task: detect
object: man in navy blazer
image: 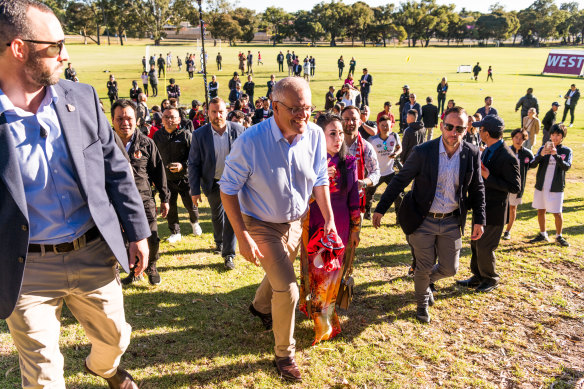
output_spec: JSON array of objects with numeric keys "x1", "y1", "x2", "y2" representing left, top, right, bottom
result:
[
  {"x1": 189, "y1": 97, "x2": 244, "y2": 269},
  {"x1": 373, "y1": 106, "x2": 485, "y2": 323},
  {"x1": 0, "y1": 1, "x2": 150, "y2": 387}
]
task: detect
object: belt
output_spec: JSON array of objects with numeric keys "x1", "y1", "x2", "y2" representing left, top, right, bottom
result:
[
  {"x1": 427, "y1": 210, "x2": 459, "y2": 219},
  {"x1": 28, "y1": 226, "x2": 101, "y2": 254}
]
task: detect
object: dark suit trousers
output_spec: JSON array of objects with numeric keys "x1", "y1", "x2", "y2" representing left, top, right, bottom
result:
[
  {"x1": 167, "y1": 179, "x2": 199, "y2": 234},
  {"x1": 470, "y1": 224, "x2": 503, "y2": 283},
  {"x1": 562, "y1": 103, "x2": 576, "y2": 124},
  {"x1": 361, "y1": 91, "x2": 369, "y2": 108},
  {"x1": 207, "y1": 181, "x2": 236, "y2": 257},
  {"x1": 144, "y1": 198, "x2": 160, "y2": 265}
]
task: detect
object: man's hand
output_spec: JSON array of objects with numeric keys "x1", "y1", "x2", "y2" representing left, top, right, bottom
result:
[
  {"x1": 470, "y1": 224, "x2": 484, "y2": 240},
  {"x1": 159, "y1": 202, "x2": 169, "y2": 218},
  {"x1": 129, "y1": 239, "x2": 149, "y2": 276},
  {"x1": 372, "y1": 212, "x2": 383, "y2": 228},
  {"x1": 169, "y1": 162, "x2": 183, "y2": 173},
  {"x1": 191, "y1": 194, "x2": 202, "y2": 206},
  {"x1": 238, "y1": 231, "x2": 264, "y2": 266},
  {"x1": 349, "y1": 229, "x2": 360, "y2": 248},
  {"x1": 480, "y1": 164, "x2": 490, "y2": 179},
  {"x1": 323, "y1": 218, "x2": 337, "y2": 236}
]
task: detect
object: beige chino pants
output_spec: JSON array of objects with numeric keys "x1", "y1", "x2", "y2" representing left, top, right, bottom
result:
[
  {"x1": 6, "y1": 238, "x2": 131, "y2": 389},
  {"x1": 244, "y1": 214, "x2": 302, "y2": 358}
]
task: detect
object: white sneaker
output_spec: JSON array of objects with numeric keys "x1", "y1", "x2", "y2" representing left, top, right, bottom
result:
[
  {"x1": 191, "y1": 222, "x2": 202, "y2": 236},
  {"x1": 569, "y1": 123, "x2": 574, "y2": 127},
  {"x1": 167, "y1": 233, "x2": 182, "y2": 243}
]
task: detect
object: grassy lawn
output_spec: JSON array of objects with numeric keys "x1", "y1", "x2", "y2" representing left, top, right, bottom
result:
[{"x1": 1, "y1": 42, "x2": 583, "y2": 388}]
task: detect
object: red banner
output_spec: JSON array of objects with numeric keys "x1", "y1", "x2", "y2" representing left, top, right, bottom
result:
[{"x1": 543, "y1": 51, "x2": 584, "y2": 76}]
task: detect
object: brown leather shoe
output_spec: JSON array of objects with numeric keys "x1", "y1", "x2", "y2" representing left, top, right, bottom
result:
[
  {"x1": 84, "y1": 361, "x2": 139, "y2": 389},
  {"x1": 273, "y1": 356, "x2": 302, "y2": 382}
]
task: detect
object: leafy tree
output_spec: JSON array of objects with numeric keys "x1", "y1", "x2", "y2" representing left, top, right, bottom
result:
[
  {"x1": 262, "y1": 7, "x2": 292, "y2": 46},
  {"x1": 346, "y1": 1, "x2": 373, "y2": 47},
  {"x1": 293, "y1": 10, "x2": 325, "y2": 44},
  {"x1": 395, "y1": 0, "x2": 427, "y2": 47},
  {"x1": 370, "y1": 5, "x2": 406, "y2": 47},
  {"x1": 65, "y1": 2, "x2": 97, "y2": 44},
  {"x1": 232, "y1": 8, "x2": 258, "y2": 43},
  {"x1": 313, "y1": 1, "x2": 348, "y2": 47}
]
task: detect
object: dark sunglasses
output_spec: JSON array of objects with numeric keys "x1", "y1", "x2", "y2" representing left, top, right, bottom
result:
[
  {"x1": 443, "y1": 123, "x2": 467, "y2": 134},
  {"x1": 6, "y1": 39, "x2": 65, "y2": 57}
]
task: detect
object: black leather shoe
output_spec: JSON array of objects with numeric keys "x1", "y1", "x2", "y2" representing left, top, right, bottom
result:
[
  {"x1": 273, "y1": 356, "x2": 302, "y2": 382},
  {"x1": 84, "y1": 361, "x2": 138, "y2": 389},
  {"x1": 249, "y1": 304, "x2": 272, "y2": 330},
  {"x1": 213, "y1": 243, "x2": 223, "y2": 254},
  {"x1": 429, "y1": 283, "x2": 436, "y2": 293},
  {"x1": 145, "y1": 263, "x2": 161, "y2": 286},
  {"x1": 224, "y1": 255, "x2": 235, "y2": 270},
  {"x1": 476, "y1": 281, "x2": 498, "y2": 293},
  {"x1": 416, "y1": 306, "x2": 430, "y2": 323},
  {"x1": 121, "y1": 269, "x2": 142, "y2": 286},
  {"x1": 456, "y1": 276, "x2": 482, "y2": 288}
]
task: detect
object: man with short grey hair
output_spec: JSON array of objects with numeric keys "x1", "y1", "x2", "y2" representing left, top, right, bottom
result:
[
  {"x1": 0, "y1": 1, "x2": 149, "y2": 387},
  {"x1": 220, "y1": 77, "x2": 336, "y2": 382}
]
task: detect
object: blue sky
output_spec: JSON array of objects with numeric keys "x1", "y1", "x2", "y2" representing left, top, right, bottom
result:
[{"x1": 242, "y1": 0, "x2": 584, "y2": 14}]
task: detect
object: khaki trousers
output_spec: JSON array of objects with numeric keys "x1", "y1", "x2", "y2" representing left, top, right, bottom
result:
[
  {"x1": 244, "y1": 214, "x2": 302, "y2": 358},
  {"x1": 6, "y1": 238, "x2": 131, "y2": 389}
]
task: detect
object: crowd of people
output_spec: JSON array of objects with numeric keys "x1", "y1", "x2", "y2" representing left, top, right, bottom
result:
[{"x1": 0, "y1": 0, "x2": 578, "y2": 387}]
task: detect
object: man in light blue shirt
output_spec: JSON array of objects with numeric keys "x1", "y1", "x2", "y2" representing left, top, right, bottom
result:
[{"x1": 220, "y1": 77, "x2": 336, "y2": 382}]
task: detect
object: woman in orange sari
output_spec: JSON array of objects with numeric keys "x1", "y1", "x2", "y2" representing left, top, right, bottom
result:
[{"x1": 300, "y1": 113, "x2": 361, "y2": 344}]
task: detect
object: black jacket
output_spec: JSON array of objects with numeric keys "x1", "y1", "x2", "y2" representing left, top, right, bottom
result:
[
  {"x1": 188, "y1": 122, "x2": 245, "y2": 196},
  {"x1": 400, "y1": 122, "x2": 426, "y2": 164},
  {"x1": 510, "y1": 145, "x2": 534, "y2": 199},
  {"x1": 541, "y1": 109, "x2": 556, "y2": 132},
  {"x1": 243, "y1": 81, "x2": 255, "y2": 98},
  {"x1": 564, "y1": 88, "x2": 580, "y2": 106},
  {"x1": 325, "y1": 91, "x2": 335, "y2": 110},
  {"x1": 482, "y1": 141, "x2": 521, "y2": 225},
  {"x1": 422, "y1": 103, "x2": 439, "y2": 128},
  {"x1": 516, "y1": 94, "x2": 539, "y2": 116},
  {"x1": 532, "y1": 144, "x2": 572, "y2": 193},
  {"x1": 375, "y1": 138, "x2": 486, "y2": 235},
  {"x1": 252, "y1": 108, "x2": 273, "y2": 124},
  {"x1": 152, "y1": 127, "x2": 191, "y2": 182},
  {"x1": 128, "y1": 131, "x2": 169, "y2": 203}
]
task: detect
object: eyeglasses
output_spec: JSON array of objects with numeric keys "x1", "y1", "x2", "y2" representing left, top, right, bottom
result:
[
  {"x1": 6, "y1": 39, "x2": 66, "y2": 57},
  {"x1": 275, "y1": 101, "x2": 315, "y2": 115},
  {"x1": 443, "y1": 123, "x2": 467, "y2": 134}
]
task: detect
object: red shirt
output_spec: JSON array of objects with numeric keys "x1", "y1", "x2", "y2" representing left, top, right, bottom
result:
[{"x1": 376, "y1": 110, "x2": 395, "y2": 126}]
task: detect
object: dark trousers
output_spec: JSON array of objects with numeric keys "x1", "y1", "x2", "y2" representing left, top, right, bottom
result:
[
  {"x1": 144, "y1": 198, "x2": 160, "y2": 265},
  {"x1": 278, "y1": 62, "x2": 284, "y2": 72},
  {"x1": 338, "y1": 67, "x2": 343, "y2": 79},
  {"x1": 361, "y1": 91, "x2": 369, "y2": 108},
  {"x1": 541, "y1": 129, "x2": 551, "y2": 145},
  {"x1": 150, "y1": 82, "x2": 158, "y2": 97},
  {"x1": 365, "y1": 173, "x2": 399, "y2": 216},
  {"x1": 167, "y1": 179, "x2": 199, "y2": 234},
  {"x1": 158, "y1": 66, "x2": 165, "y2": 78},
  {"x1": 562, "y1": 104, "x2": 576, "y2": 124},
  {"x1": 310, "y1": 67, "x2": 315, "y2": 76},
  {"x1": 437, "y1": 95, "x2": 446, "y2": 114},
  {"x1": 142, "y1": 83, "x2": 149, "y2": 97},
  {"x1": 207, "y1": 181, "x2": 236, "y2": 257},
  {"x1": 470, "y1": 224, "x2": 503, "y2": 283},
  {"x1": 217, "y1": 61, "x2": 222, "y2": 70}
]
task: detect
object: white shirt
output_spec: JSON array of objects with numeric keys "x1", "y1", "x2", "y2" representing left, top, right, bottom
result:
[
  {"x1": 429, "y1": 138, "x2": 461, "y2": 213},
  {"x1": 368, "y1": 132, "x2": 401, "y2": 176}
]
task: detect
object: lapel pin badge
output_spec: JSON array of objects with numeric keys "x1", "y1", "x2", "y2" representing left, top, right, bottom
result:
[{"x1": 66, "y1": 104, "x2": 76, "y2": 112}]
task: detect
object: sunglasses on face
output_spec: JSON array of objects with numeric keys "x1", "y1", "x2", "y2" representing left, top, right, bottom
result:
[
  {"x1": 443, "y1": 123, "x2": 467, "y2": 134},
  {"x1": 6, "y1": 39, "x2": 66, "y2": 57}
]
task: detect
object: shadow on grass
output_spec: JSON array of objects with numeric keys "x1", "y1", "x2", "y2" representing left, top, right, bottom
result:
[
  {"x1": 547, "y1": 367, "x2": 584, "y2": 388},
  {"x1": 516, "y1": 198, "x2": 584, "y2": 221}
]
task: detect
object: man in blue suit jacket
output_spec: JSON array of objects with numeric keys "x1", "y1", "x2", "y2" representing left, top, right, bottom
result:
[
  {"x1": 0, "y1": 1, "x2": 150, "y2": 387},
  {"x1": 188, "y1": 97, "x2": 244, "y2": 269}
]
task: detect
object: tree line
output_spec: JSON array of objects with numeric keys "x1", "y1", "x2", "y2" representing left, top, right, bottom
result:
[{"x1": 45, "y1": 0, "x2": 584, "y2": 47}]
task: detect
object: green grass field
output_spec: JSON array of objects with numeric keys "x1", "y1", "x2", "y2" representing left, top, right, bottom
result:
[{"x1": 1, "y1": 42, "x2": 583, "y2": 388}]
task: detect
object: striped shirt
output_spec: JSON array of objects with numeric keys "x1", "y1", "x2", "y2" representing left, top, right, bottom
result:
[{"x1": 429, "y1": 138, "x2": 461, "y2": 213}]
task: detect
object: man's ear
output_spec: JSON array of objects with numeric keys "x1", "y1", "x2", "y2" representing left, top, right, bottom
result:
[{"x1": 6, "y1": 39, "x2": 28, "y2": 62}]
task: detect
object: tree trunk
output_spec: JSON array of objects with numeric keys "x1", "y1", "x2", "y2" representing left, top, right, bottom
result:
[
  {"x1": 96, "y1": 23, "x2": 101, "y2": 45},
  {"x1": 412, "y1": 37, "x2": 417, "y2": 46},
  {"x1": 118, "y1": 30, "x2": 124, "y2": 46},
  {"x1": 351, "y1": 35, "x2": 354, "y2": 47},
  {"x1": 330, "y1": 35, "x2": 336, "y2": 46},
  {"x1": 425, "y1": 38, "x2": 430, "y2": 47},
  {"x1": 382, "y1": 36, "x2": 386, "y2": 47}
]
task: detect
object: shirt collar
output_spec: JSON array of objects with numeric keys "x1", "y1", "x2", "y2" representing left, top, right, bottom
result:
[
  {"x1": 269, "y1": 116, "x2": 305, "y2": 145},
  {"x1": 487, "y1": 139, "x2": 504, "y2": 152},
  {"x1": 439, "y1": 136, "x2": 462, "y2": 155},
  {"x1": 211, "y1": 124, "x2": 228, "y2": 136},
  {"x1": 0, "y1": 85, "x2": 58, "y2": 116}
]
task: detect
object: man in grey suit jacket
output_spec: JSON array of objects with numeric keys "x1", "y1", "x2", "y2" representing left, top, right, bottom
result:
[
  {"x1": 189, "y1": 97, "x2": 244, "y2": 269},
  {"x1": 0, "y1": 1, "x2": 150, "y2": 388}
]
